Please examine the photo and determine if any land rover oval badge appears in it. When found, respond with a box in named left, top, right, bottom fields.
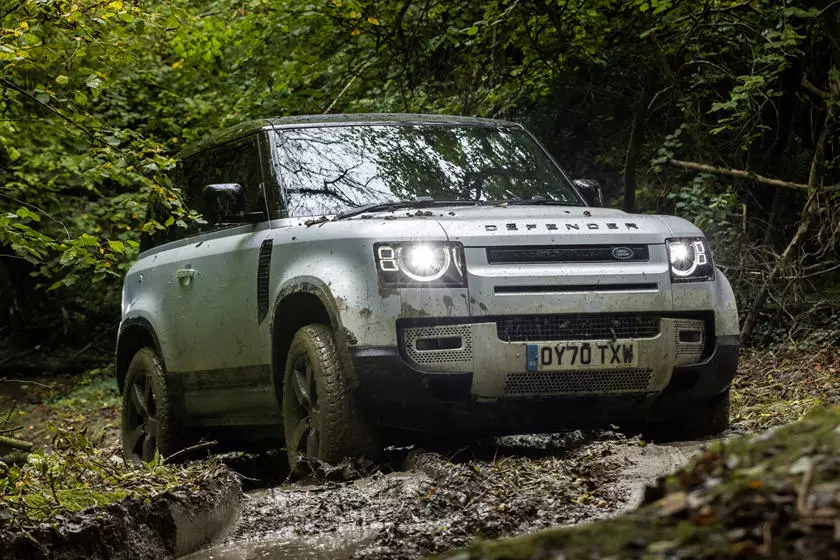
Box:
left=612, top=247, right=634, bottom=260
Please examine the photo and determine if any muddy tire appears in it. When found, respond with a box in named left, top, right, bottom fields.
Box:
left=282, top=324, right=380, bottom=467
left=649, top=389, right=730, bottom=441
left=121, top=347, right=183, bottom=464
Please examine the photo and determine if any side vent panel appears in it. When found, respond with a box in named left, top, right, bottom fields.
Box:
left=257, top=239, right=273, bottom=323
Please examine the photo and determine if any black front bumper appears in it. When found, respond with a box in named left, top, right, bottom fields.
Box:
left=350, top=334, right=739, bottom=433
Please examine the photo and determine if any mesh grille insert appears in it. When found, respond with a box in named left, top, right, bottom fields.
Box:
left=404, top=324, right=473, bottom=365
left=496, top=315, right=660, bottom=342
left=504, top=368, right=654, bottom=396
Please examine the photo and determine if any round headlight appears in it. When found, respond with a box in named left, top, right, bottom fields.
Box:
left=398, top=245, right=450, bottom=281
left=669, top=240, right=698, bottom=276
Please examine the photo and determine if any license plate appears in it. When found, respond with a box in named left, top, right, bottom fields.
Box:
left=526, top=341, right=638, bottom=371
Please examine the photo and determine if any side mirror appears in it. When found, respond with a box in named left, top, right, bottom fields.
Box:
left=202, top=184, right=263, bottom=224
left=573, top=179, right=604, bottom=207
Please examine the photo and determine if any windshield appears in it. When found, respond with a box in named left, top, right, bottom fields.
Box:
left=273, top=124, right=583, bottom=217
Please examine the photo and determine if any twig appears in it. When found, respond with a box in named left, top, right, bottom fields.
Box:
left=796, top=461, right=814, bottom=516
left=65, top=324, right=117, bottom=363
left=669, top=159, right=840, bottom=193
left=164, top=440, right=217, bottom=464
left=0, top=434, right=33, bottom=451
left=801, top=77, right=830, bottom=99
left=0, top=377, right=55, bottom=390
left=323, top=59, right=373, bottom=114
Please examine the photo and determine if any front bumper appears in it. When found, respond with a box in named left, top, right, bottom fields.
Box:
left=349, top=319, right=738, bottom=432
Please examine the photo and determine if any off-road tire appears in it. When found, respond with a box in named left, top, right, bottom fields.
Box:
left=649, top=389, right=731, bottom=441
left=121, top=347, right=183, bottom=464
left=282, top=324, right=380, bottom=467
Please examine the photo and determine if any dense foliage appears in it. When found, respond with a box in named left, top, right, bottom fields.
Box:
left=1, top=0, right=838, bottom=348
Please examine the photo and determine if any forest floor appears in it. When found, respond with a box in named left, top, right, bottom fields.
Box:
left=0, top=343, right=837, bottom=559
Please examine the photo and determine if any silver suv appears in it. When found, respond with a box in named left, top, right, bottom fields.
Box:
left=117, top=114, right=739, bottom=465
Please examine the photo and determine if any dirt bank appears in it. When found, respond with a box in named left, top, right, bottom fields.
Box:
left=0, top=468, right=241, bottom=560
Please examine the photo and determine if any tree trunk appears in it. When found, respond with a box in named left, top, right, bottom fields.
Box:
left=0, top=259, right=22, bottom=348
left=623, top=85, right=652, bottom=212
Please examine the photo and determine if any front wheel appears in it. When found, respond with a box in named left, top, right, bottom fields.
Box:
left=282, top=324, right=379, bottom=467
left=648, top=389, right=731, bottom=441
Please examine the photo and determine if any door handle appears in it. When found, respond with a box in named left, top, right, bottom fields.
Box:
left=176, top=268, right=197, bottom=286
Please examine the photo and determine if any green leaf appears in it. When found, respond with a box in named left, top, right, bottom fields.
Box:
left=108, top=240, right=125, bottom=253
left=85, top=74, right=103, bottom=90
left=55, top=75, right=70, bottom=86
left=77, top=235, right=100, bottom=247
left=15, top=207, right=41, bottom=222
left=466, top=26, right=479, bottom=36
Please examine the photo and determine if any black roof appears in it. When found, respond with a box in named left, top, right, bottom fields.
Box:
left=178, top=113, right=520, bottom=158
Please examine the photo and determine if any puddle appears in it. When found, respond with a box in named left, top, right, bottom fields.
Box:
left=181, top=526, right=379, bottom=560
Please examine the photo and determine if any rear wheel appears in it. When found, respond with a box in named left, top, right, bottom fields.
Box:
left=282, top=324, right=379, bottom=467
left=121, top=348, right=182, bottom=464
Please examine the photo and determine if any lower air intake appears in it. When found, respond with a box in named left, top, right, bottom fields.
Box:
left=504, top=368, right=654, bottom=396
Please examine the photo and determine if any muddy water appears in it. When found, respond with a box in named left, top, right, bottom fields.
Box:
left=185, top=432, right=708, bottom=560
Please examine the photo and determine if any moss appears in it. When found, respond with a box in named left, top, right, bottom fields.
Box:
left=12, top=489, right=132, bottom=514
left=440, top=406, right=840, bottom=559
left=47, top=377, right=120, bottom=410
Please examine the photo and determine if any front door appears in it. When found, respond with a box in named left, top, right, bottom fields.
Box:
left=168, top=135, right=278, bottom=425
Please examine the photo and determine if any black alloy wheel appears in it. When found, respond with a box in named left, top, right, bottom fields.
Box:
left=120, top=347, right=181, bottom=465
left=123, top=367, right=159, bottom=463
left=282, top=324, right=380, bottom=467
left=286, top=354, right=322, bottom=458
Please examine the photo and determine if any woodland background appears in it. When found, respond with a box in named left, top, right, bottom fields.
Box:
left=1, top=0, right=839, bottom=364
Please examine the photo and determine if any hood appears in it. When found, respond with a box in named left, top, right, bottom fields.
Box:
left=419, top=204, right=700, bottom=246
left=290, top=204, right=703, bottom=246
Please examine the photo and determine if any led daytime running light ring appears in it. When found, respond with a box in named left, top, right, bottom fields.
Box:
left=397, top=245, right=451, bottom=282
left=669, top=240, right=707, bottom=277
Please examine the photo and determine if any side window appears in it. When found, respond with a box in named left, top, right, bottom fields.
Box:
left=204, top=140, right=264, bottom=215
left=184, top=136, right=265, bottom=229
left=141, top=136, right=267, bottom=251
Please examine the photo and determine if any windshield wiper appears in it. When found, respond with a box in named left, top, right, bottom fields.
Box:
left=335, top=198, right=484, bottom=219
left=497, top=197, right=583, bottom=207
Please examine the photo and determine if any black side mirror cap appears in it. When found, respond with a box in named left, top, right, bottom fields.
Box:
left=202, top=183, right=264, bottom=224
left=573, top=179, right=604, bottom=207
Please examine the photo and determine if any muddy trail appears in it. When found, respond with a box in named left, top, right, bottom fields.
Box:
left=186, top=431, right=709, bottom=560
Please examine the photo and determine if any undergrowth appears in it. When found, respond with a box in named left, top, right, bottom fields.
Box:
left=731, top=343, right=839, bottom=432
left=0, top=427, right=223, bottom=526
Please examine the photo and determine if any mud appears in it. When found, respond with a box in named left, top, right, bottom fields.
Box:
left=0, top=471, right=241, bottom=560
left=187, top=430, right=710, bottom=560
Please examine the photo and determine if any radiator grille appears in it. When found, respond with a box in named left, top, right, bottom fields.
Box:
left=496, top=315, right=660, bottom=342
left=486, top=245, right=649, bottom=264
left=504, top=368, right=654, bottom=396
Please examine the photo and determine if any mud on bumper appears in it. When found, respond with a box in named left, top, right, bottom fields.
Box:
left=349, top=315, right=738, bottom=433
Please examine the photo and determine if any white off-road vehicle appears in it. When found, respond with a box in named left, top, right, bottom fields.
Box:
left=117, top=114, right=739, bottom=465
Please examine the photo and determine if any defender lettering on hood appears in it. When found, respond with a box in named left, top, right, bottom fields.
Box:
left=485, top=222, right=640, bottom=231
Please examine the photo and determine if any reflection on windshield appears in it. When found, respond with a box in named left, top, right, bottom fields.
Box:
left=274, top=125, right=581, bottom=217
